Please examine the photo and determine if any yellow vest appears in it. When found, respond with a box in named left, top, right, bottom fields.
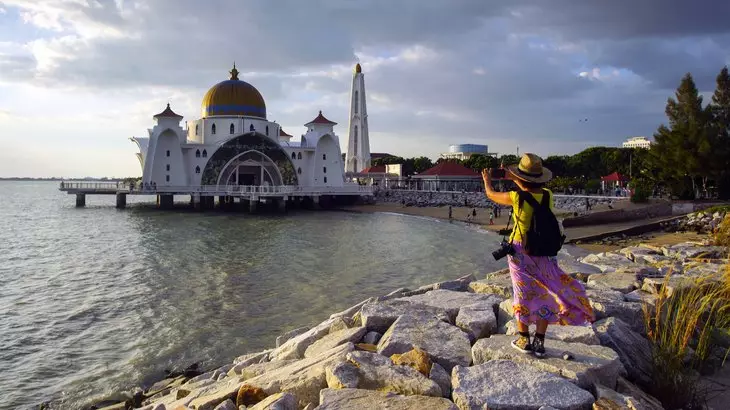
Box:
left=509, top=189, right=555, bottom=243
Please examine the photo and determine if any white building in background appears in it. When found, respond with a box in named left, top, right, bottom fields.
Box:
left=622, top=136, right=652, bottom=149
left=130, top=64, right=353, bottom=191
left=345, top=63, right=371, bottom=173
left=440, top=144, right=497, bottom=160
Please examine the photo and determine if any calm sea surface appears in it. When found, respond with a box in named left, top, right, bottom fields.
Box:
left=0, top=181, right=504, bottom=410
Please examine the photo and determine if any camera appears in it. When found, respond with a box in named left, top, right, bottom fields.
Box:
left=490, top=168, right=506, bottom=179
left=492, top=240, right=515, bottom=261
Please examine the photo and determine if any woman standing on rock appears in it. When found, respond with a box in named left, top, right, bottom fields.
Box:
left=481, top=153, right=594, bottom=358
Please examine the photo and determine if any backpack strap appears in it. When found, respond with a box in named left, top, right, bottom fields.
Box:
left=516, top=190, right=542, bottom=209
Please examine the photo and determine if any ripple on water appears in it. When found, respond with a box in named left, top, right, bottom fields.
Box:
left=0, top=182, right=504, bottom=410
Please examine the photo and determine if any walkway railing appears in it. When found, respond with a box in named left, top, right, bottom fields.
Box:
left=59, top=181, right=373, bottom=195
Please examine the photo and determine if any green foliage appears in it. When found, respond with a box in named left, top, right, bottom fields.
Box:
left=630, top=178, right=652, bottom=203
left=372, top=155, right=433, bottom=176
left=498, top=154, right=519, bottom=167
left=462, top=154, right=499, bottom=172
left=584, top=179, right=601, bottom=194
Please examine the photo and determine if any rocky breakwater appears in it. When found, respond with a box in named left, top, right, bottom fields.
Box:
left=375, top=190, right=615, bottom=213
left=661, top=209, right=728, bottom=234
left=93, top=242, right=727, bottom=410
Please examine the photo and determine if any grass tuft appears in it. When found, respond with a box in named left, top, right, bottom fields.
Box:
left=642, top=261, right=730, bottom=409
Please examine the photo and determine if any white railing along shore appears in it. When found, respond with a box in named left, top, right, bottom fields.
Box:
left=58, top=181, right=373, bottom=195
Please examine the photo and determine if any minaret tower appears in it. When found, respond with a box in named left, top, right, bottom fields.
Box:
left=345, top=63, right=370, bottom=173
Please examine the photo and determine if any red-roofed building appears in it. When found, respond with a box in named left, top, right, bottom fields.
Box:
left=412, top=161, right=481, bottom=191
left=305, top=110, right=337, bottom=126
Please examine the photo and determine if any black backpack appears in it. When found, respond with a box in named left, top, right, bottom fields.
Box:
left=516, top=190, right=565, bottom=256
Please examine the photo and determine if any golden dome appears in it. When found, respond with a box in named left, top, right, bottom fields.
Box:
left=201, top=64, right=266, bottom=118
left=355, top=63, right=362, bottom=73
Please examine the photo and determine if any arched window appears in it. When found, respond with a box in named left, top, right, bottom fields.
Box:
left=297, top=167, right=302, bottom=175
left=324, top=176, right=328, bottom=183
left=353, top=159, right=358, bottom=171
left=195, top=166, right=200, bottom=174
left=323, top=153, right=327, bottom=160
left=291, top=152, right=296, bottom=159
left=323, top=167, right=327, bottom=173
left=212, top=124, right=216, bottom=134
left=297, top=152, right=302, bottom=160
left=166, top=164, right=170, bottom=171
left=195, top=124, right=199, bottom=135
left=266, top=126, right=269, bottom=135
left=229, top=123, right=234, bottom=134
left=195, top=149, right=201, bottom=158
left=354, top=91, right=359, bottom=114
left=166, top=175, right=170, bottom=182
left=249, top=124, right=255, bottom=132
left=166, top=150, right=170, bottom=157
left=202, top=149, right=207, bottom=158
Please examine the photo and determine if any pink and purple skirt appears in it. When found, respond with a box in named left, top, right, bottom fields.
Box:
left=507, top=242, right=595, bottom=326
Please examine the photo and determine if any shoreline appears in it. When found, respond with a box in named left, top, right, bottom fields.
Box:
left=82, top=211, right=728, bottom=410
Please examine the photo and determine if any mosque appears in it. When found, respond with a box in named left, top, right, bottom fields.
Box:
left=120, top=63, right=372, bottom=210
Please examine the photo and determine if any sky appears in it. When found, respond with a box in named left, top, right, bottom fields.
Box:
left=0, top=0, right=728, bottom=178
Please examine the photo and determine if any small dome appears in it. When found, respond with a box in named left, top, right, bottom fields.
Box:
left=355, top=63, right=362, bottom=73
left=201, top=64, right=266, bottom=118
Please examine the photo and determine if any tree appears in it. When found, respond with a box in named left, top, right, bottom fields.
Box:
left=650, top=73, right=712, bottom=198
left=498, top=154, right=519, bottom=167
left=709, top=66, right=730, bottom=198
left=543, top=155, right=570, bottom=177
left=462, top=154, right=499, bottom=171
left=411, top=156, right=434, bottom=174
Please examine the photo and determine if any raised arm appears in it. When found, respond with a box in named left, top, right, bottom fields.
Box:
left=481, top=169, right=512, bottom=206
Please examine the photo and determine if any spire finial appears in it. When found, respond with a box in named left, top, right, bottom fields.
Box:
left=229, top=62, right=239, bottom=80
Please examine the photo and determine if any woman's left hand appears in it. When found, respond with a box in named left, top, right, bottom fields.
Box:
left=482, top=169, right=492, bottom=186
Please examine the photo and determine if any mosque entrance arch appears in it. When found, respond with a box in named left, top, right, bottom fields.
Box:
left=200, top=132, right=298, bottom=186
left=216, top=150, right=283, bottom=186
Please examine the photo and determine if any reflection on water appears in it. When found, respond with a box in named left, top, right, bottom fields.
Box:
left=0, top=182, right=503, bottom=410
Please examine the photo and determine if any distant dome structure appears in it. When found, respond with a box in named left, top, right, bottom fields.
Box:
left=201, top=64, right=267, bottom=118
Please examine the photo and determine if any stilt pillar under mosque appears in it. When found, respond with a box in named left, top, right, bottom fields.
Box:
left=75, top=193, right=86, bottom=208
left=115, top=193, right=127, bottom=209
left=277, top=197, right=287, bottom=213
left=249, top=199, right=258, bottom=213
left=159, top=194, right=174, bottom=209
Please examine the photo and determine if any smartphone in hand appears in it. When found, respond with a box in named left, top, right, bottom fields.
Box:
left=490, top=168, right=506, bottom=179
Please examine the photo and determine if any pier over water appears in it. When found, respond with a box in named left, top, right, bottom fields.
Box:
left=58, top=181, right=373, bottom=210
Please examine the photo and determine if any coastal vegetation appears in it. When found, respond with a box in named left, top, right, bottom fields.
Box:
left=375, top=66, right=730, bottom=200
left=642, top=224, right=730, bottom=408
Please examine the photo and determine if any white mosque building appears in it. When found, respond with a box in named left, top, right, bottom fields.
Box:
left=121, top=63, right=371, bottom=210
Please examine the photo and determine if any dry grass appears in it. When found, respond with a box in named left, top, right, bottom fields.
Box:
left=714, top=213, right=730, bottom=247
left=642, top=253, right=730, bottom=408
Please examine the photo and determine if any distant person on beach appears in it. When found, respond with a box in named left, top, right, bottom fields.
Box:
left=489, top=209, right=495, bottom=225
left=585, top=197, right=591, bottom=211
left=448, top=205, right=453, bottom=221
left=472, top=208, right=477, bottom=219
left=482, top=154, right=594, bottom=358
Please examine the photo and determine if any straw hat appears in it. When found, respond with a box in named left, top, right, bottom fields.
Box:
left=507, top=153, right=553, bottom=183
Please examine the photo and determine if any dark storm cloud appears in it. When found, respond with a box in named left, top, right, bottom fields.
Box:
left=2, top=0, right=729, bottom=156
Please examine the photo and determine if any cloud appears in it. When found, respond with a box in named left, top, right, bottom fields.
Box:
left=0, top=0, right=729, bottom=177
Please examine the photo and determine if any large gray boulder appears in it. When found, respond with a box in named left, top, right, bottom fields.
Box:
left=429, top=362, right=452, bottom=398
left=241, top=342, right=355, bottom=408
left=452, top=360, right=595, bottom=410
left=325, top=350, right=442, bottom=397
left=455, top=303, right=497, bottom=342
left=269, top=317, right=349, bottom=361
left=615, top=377, right=665, bottom=410
left=580, top=252, right=634, bottom=273
left=662, top=243, right=726, bottom=260
left=247, top=392, right=297, bottom=410
left=587, top=289, right=644, bottom=332
left=587, top=272, right=641, bottom=293
left=304, top=327, right=366, bottom=358
left=592, top=317, right=653, bottom=387
left=624, top=290, right=658, bottom=307
left=395, top=289, right=503, bottom=322
left=472, top=335, right=626, bottom=389
left=316, top=388, right=458, bottom=410
left=641, top=276, right=698, bottom=297
left=468, top=275, right=513, bottom=298
left=377, top=314, right=472, bottom=372
left=359, top=300, right=450, bottom=334
left=505, top=320, right=599, bottom=345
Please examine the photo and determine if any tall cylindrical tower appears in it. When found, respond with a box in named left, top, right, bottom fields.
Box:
left=345, top=63, right=371, bottom=173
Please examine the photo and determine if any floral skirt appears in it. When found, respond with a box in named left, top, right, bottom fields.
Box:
left=508, top=243, right=595, bottom=326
